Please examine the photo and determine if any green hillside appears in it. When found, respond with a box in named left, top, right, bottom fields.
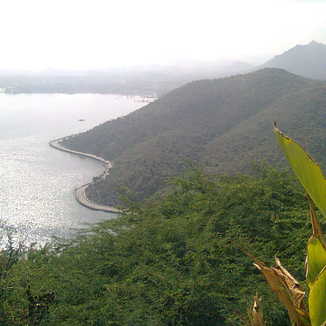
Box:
left=62, top=68, right=325, bottom=205
left=203, top=85, right=326, bottom=174
left=0, top=168, right=312, bottom=325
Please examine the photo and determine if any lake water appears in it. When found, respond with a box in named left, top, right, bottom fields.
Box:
left=0, top=93, right=146, bottom=246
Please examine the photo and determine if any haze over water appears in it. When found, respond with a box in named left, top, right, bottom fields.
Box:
left=0, top=93, right=145, bottom=246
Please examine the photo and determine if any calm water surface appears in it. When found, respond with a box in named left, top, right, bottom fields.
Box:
left=0, top=93, right=146, bottom=245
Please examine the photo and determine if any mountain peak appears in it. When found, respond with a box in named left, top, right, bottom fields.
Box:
left=262, top=41, right=326, bottom=80
left=309, top=40, right=321, bottom=46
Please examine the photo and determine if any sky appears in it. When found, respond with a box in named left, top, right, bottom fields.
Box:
left=0, top=0, right=325, bottom=71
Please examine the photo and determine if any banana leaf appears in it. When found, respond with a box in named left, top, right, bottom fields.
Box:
left=274, top=126, right=326, bottom=218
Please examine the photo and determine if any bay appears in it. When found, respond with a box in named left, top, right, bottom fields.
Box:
left=0, top=93, right=146, bottom=246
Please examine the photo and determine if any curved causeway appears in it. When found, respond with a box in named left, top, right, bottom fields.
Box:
left=49, top=138, right=121, bottom=214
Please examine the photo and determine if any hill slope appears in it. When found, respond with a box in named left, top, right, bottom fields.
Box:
left=62, top=68, right=325, bottom=205
left=203, top=85, right=326, bottom=173
left=262, top=41, right=326, bottom=80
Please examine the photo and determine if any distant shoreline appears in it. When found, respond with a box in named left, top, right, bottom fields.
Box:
left=3, top=90, right=158, bottom=99
left=49, top=137, right=121, bottom=214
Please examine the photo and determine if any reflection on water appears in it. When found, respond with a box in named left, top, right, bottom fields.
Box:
left=0, top=93, right=145, bottom=245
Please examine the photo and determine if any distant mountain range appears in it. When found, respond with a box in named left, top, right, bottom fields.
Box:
left=261, top=40, right=326, bottom=80
left=62, top=68, right=326, bottom=205
left=0, top=61, right=252, bottom=96
left=2, top=40, right=326, bottom=96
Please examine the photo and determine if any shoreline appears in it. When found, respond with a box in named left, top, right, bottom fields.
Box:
left=49, top=137, right=121, bottom=214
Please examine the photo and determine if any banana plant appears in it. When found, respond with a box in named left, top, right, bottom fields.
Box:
left=248, top=125, right=326, bottom=326
left=248, top=294, right=265, bottom=326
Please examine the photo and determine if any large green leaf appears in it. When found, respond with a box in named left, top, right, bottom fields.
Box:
left=307, top=202, right=326, bottom=284
left=307, top=237, right=326, bottom=284
left=309, top=267, right=326, bottom=326
left=274, top=126, right=326, bottom=218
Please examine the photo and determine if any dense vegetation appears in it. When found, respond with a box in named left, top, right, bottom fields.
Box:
left=262, top=41, right=326, bottom=80
left=246, top=127, right=326, bottom=325
left=62, top=68, right=325, bottom=206
left=0, top=166, right=316, bottom=325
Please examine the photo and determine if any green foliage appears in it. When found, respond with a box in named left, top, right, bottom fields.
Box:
left=0, top=166, right=312, bottom=325
left=274, top=127, right=326, bottom=326
left=309, top=266, right=326, bottom=326
left=249, top=128, right=326, bottom=326
left=307, top=236, right=326, bottom=284
left=274, top=126, right=326, bottom=217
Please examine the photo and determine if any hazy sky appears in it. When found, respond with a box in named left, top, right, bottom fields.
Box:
left=1, top=0, right=325, bottom=70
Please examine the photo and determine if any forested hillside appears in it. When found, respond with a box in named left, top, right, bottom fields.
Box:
left=62, top=68, right=326, bottom=205
left=203, top=84, right=326, bottom=174
left=0, top=167, right=313, bottom=325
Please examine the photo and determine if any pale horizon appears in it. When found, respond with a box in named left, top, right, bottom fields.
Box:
left=1, top=0, right=325, bottom=72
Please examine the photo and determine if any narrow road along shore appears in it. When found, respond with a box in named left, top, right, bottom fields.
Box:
left=75, top=184, right=121, bottom=213
left=49, top=138, right=121, bottom=214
